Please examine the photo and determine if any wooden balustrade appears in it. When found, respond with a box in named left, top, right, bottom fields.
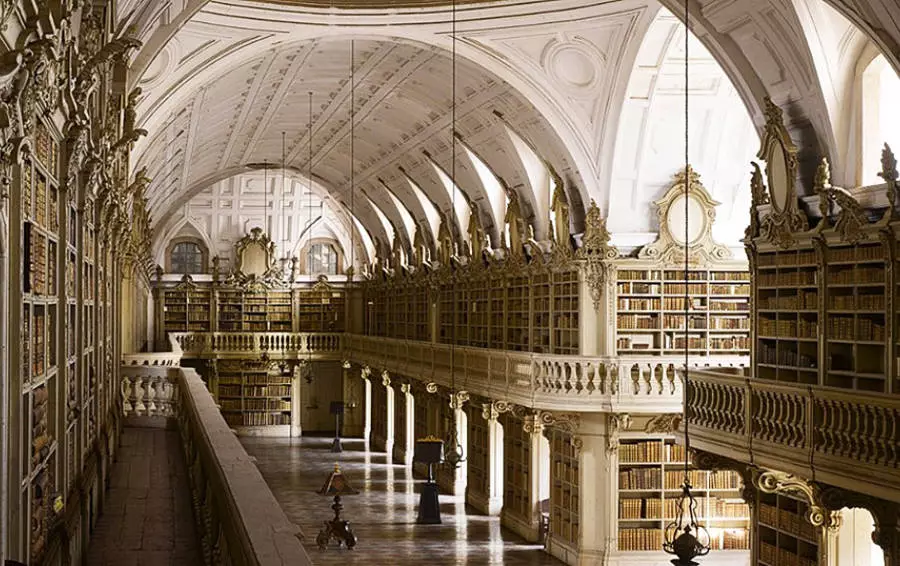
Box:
left=687, top=368, right=900, bottom=504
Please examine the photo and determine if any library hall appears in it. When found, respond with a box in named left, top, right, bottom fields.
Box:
left=0, top=0, right=899, bottom=565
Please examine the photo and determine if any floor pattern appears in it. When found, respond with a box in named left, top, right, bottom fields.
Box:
left=85, top=427, right=202, bottom=566
left=242, top=436, right=564, bottom=565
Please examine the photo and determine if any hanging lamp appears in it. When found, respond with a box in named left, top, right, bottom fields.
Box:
left=662, top=1, right=711, bottom=564
left=442, top=0, right=465, bottom=470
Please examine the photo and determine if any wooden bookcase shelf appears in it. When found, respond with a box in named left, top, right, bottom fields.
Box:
left=215, top=359, right=293, bottom=428
left=754, top=241, right=893, bottom=392
left=363, top=265, right=582, bottom=354
left=615, top=267, right=751, bottom=357
left=549, top=429, right=580, bottom=547
left=500, top=412, right=532, bottom=522
left=467, top=405, right=490, bottom=501
left=617, top=437, right=750, bottom=553
left=159, top=284, right=345, bottom=337
left=757, top=492, right=820, bottom=566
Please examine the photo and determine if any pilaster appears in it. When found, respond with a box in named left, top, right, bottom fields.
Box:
left=381, top=371, right=395, bottom=457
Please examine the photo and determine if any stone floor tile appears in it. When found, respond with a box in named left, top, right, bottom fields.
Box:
left=85, top=428, right=201, bottom=566
left=243, top=437, right=564, bottom=565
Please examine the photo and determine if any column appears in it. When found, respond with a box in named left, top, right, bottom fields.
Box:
left=361, top=366, right=372, bottom=445
left=290, top=363, right=303, bottom=437
left=394, top=383, right=414, bottom=466
left=467, top=402, right=504, bottom=516
left=382, top=371, right=395, bottom=456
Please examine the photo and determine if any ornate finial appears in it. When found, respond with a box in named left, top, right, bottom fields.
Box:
left=750, top=163, right=769, bottom=206
left=334, top=463, right=341, bottom=473
left=880, top=143, right=898, bottom=216
left=814, top=157, right=832, bottom=227
left=763, top=97, right=784, bottom=130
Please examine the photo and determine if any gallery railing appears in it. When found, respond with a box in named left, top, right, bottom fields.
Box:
left=687, top=367, right=900, bottom=503
left=164, top=332, right=746, bottom=413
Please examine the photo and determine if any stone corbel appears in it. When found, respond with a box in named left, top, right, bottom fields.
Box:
left=607, top=413, right=632, bottom=452
left=381, top=370, right=391, bottom=388
left=360, top=366, right=371, bottom=380
left=425, top=382, right=439, bottom=394
left=537, top=410, right=580, bottom=434
left=757, top=470, right=843, bottom=533
left=400, top=383, right=411, bottom=395
left=449, top=390, right=469, bottom=410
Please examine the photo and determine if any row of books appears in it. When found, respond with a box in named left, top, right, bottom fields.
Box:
left=619, top=497, right=748, bottom=520
left=758, top=318, right=818, bottom=339
left=827, top=266, right=884, bottom=285
left=620, top=442, right=686, bottom=463
left=757, top=250, right=816, bottom=267
left=758, top=271, right=818, bottom=287
left=759, top=543, right=817, bottom=566
left=759, top=291, right=818, bottom=310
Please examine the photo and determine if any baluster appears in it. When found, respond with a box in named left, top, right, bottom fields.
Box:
left=133, top=376, right=146, bottom=416
left=145, top=376, right=158, bottom=416
left=122, top=375, right=134, bottom=416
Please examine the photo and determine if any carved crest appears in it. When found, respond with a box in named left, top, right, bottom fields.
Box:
left=756, top=98, right=808, bottom=248
left=224, top=228, right=284, bottom=290
left=638, top=166, right=731, bottom=266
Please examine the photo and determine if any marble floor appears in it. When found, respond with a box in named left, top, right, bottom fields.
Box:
left=86, top=427, right=202, bottom=566
left=242, top=436, right=564, bottom=565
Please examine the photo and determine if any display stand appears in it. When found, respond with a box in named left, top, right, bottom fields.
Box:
left=414, top=438, right=444, bottom=524
left=330, top=401, right=344, bottom=453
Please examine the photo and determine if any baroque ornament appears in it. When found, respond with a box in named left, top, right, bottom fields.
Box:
left=757, top=470, right=842, bottom=532
left=576, top=200, right=617, bottom=311
left=756, top=98, right=808, bottom=248
left=879, top=144, right=898, bottom=222
left=637, top=166, right=731, bottom=266
left=813, top=157, right=868, bottom=243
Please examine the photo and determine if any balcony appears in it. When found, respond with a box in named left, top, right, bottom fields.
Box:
left=161, top=332, right=746, bottom=414
left=119, top=353, right=312, bottom=564
left=686, top=368, right=900, bottom=504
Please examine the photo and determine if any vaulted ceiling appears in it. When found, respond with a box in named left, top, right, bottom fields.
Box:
left=124, top=0, right=900, bottom=257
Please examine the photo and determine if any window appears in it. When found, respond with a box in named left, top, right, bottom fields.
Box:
left=308, top=243, right=338, bottom=275
left=170, top=242, right=204, bottom=274
left=861, top=55, right=900, bottom=185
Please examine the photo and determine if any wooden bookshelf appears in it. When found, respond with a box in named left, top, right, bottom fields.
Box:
left=757, top=492, right=820, bottom=566
left=500, top=412, right=532, bottom=521
left=215, top=359, right=293, bottom=430
left=295, top=287, right=345, bottom=332
left=21, top=117, right=62, bottom=563
left=549, top=429, right=580, bottom=547
left=617, top=437, right=750, bottom=553
left=755, top=241, right=890, bottom=392
left=467, top=405, right=490, bottom=501
left=616, top=268, right=751, bottom=357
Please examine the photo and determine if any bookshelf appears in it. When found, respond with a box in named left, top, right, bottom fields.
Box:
left=757, top=492, right=821, bottom=566
left=21, top=117, right=62, bottom=564
left=215, top=359, right=293, bottom=431
left=500, top=412, right=532, bottom=522
left=296, top=286, right=345, bottom=333
left=754, top=241, right=891, bottom=392
left=615, top=268, right=751, bottom=357
left=549, top=429, right=580, bottom=547
left=616, top=437, right=750, bottom=553
left=467, top=405, right=490, bottom=501
left=163, top=286, right=212, bottom=333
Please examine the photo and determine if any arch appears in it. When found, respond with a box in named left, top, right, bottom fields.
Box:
left=153, top=215, right=214, bottom=270
left=859, top=54, right=900, bottom=185
left=607, top=10, right=757, bottom=249
left=166, top=237, right=209, bottom=275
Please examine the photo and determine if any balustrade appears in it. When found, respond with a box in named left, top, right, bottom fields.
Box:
left=688, top=368, right=900, bottom=503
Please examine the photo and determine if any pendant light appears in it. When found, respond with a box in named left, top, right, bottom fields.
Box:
left=443, top=0, right=465, bottom=470
left=306, top=91, right=315, bottom=381
left=662, top=1, right=711, bottom=564
left=281, top=132, right=290, bottom=276
left=341, top=39, right=356, bottom=373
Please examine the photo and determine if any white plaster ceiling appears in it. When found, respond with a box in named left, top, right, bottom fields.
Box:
left=124, top=0, right=900, bottom=251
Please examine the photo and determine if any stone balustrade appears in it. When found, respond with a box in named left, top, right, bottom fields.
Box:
left=169, top=332, right=344, bottom=359
left=687, top=368, right=900, bottom=504
left=347, top=335, right=746, bottom=413
left=121, top=357, right=181, bottom=422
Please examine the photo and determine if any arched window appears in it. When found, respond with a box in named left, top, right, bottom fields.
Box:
left=861, top=55, right=900, bottom=185
left=308, top=243, right=338, bottom=275
left=169, top=241, right=205, bottom=274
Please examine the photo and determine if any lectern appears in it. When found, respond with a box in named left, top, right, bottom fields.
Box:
left=413, top=437, right=444, bottom=524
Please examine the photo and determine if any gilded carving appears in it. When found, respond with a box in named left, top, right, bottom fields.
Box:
left=576, top=200, right=617, bottom=311
left=745, top=163, right=768, bottom=240
left=549, top=172, right=573, bottom=256
left=224, top=228, right=284, bottom=290
left=504, top=187, right=526, bottom=257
